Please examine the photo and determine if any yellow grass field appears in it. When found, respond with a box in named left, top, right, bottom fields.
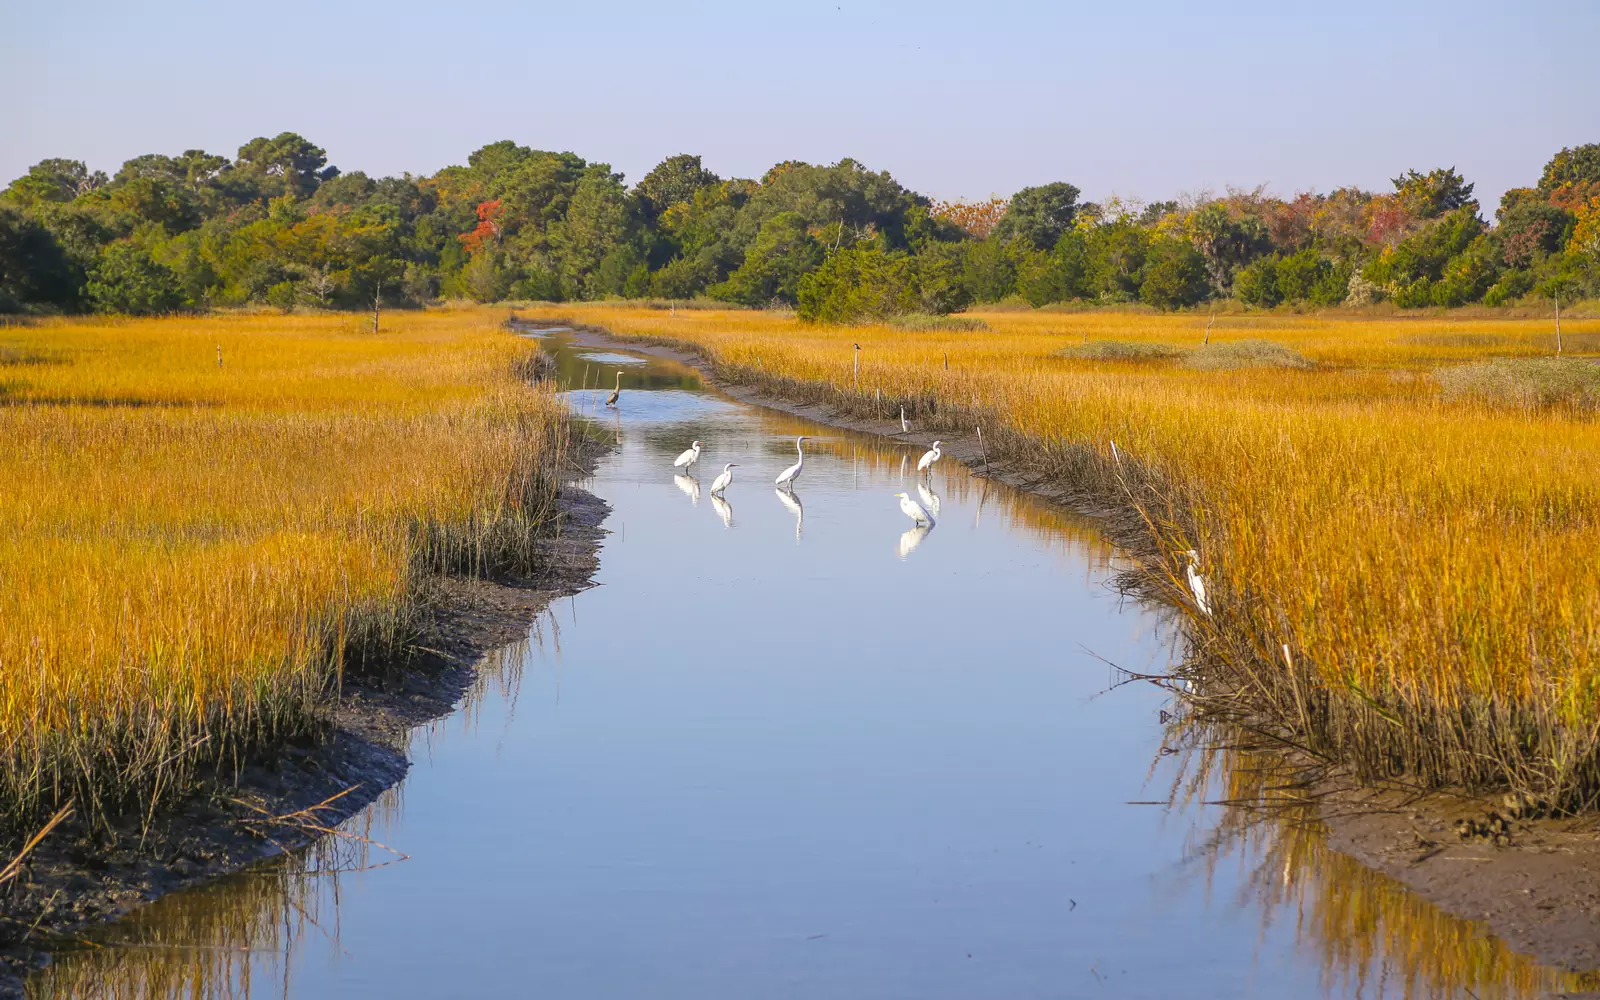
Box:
left=548, top=303, right=1600, bottom=805
left=0, top=307, right=564, bottom=833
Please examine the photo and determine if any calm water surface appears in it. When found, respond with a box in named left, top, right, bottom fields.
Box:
left=32, top=328, right=1586, bottom=999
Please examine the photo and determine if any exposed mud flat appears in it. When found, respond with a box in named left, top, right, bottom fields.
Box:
left=0, top=467, right=610, bottom=996
left=532, top=316, right=1600, bottom=983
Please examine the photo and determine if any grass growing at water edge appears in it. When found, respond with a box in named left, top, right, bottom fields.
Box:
left=0, top=307, right=569, bottom=838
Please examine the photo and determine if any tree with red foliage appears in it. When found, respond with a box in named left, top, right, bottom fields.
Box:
left=459, top=198, right=505, bottom=254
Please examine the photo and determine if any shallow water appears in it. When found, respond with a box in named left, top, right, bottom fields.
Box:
left=33, top=328, right=1589, bottom=999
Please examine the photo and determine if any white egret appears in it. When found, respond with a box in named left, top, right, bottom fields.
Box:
left=775, top=435, right=807, bottom=490
left=916, top=482, right=941, bottom=519
left=710, top=493, right=734, bottom=528
left=775, top=487, right=804, bottom=542
left=709, top=462, right=738, bottom=495
left=900, top=406, right=909, bottom=434
left=673, top=440, right=702, bottom=473
left=1185, top=549, right=1212, bottom=617
left=673, top=474, right=701, bottom=505
left=604, top=371, right=623, bottom=407
left=897, top=523, right=932, bottom=559
left=916, top=440, right=942, bottom=475
left=894, top=491, right=935, bottom=526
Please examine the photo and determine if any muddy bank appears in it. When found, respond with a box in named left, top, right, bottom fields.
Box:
left=0, top=458, right=610, bottom=996
left=525, top=316, right=1600, bottom=980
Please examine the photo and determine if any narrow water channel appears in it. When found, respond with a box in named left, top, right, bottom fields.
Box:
left=32, top=328, right=1587, bottom=999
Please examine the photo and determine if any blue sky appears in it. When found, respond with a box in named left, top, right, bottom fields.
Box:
left=3, top=0, right=1596, bottom=210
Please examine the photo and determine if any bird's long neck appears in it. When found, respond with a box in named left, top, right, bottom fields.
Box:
left=796, top=440, right=804, bottom=460
left=615, top=372, right=622, bottom=386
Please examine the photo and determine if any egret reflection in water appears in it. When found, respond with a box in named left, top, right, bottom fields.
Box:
left=898, top=523, right=933, bottom=559
left=673, top=474, right=700, bottom=506
left=774, top=487, right=803, bottom=543
left=916, top=482, right=942, bottom=519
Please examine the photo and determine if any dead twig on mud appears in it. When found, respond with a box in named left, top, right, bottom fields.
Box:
left=0, top=801, right=74, bottom=887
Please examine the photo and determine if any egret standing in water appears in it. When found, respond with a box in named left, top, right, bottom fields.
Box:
left=673, top=440, right=702, bottom=473
left=900, top=406, right=909, bottom=434
left=775, top=436, right=807, bottom=491
left=1185, top=549, right=1212, bottom=617
left=916, top=440, right=942, bottom=475
left=894, top=492, right=936, bottom=526
left=709, top=462, right=738, bottom=495
left=604, top=371, right=623, bottom=407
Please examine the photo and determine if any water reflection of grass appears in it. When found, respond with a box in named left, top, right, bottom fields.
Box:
left=1168, top=727, right=1600, bottom=1000
left=29, top=641, right=533, bottom=999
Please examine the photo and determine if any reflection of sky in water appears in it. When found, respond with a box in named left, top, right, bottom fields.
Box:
left=36, top=324, right=1589, bottom=1000
left=574, top=351, right=649, bottom=365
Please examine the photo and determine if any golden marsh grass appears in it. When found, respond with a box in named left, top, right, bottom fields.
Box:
left=547, top=304, right=1600, bottom=805
left=0, top=307, right=565, bottom=834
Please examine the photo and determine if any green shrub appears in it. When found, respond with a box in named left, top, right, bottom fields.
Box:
left=796, top=247, right=919, bottom=323
left=1055, top=340, right=1181, bottom=362
left=887, top=312, right=989, bottom=332
left=86, top=243, right=185, bottom=315
left=1434, top=357, right=1600, bottom=413
left=1182, top=339, right=1313, bottom=370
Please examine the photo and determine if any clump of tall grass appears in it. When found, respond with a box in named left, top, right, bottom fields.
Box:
left=1055, top=340, right=1181, bottom=362
left=1182, top=338, right=1313, bottom=370
left=1434, top=357, right=1600, bottom=414
left=548, top=301, right=1600, bottom=811
left=887, top=313, right=990, bottom=332
left=0, top=309, right=568, bottom=838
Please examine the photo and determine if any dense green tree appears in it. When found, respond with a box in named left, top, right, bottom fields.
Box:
left=994, top=182, right=1081, bottom=250
left=1015, top=230, right=1088, bottom=306
left=1233, top=255, right=1281, bottom=307
left=1085, top=219, right=1151, bottom=301
left=1139, top=238, right=1209, bottom=309
left=0, top=208, right=81, bottom=311
left=796, top=247, right=919, bottom=322
left=636, top=154, right=721, bottom=218
left=711, top=212, right=823, bottom=306
left=548, top=167, right=630, bottom=298
left=85, top=242, right=186, bottom=314
left=2, top=159, right=106, bottom=208
left=960, top=238, right=1018, bottom=302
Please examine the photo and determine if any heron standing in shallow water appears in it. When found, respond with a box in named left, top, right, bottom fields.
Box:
left=917, top=440, right=942, bottom=475
left=900, top=406, right=909, bottom=434
left=894, top=492, right=936, bottom=526
left=710, top=462, right=738, bottom=495
left=1185, top=549, right=1211, bottom=617
left=604, top=371, right=623, bottom=407
left=673, top=440, right=702, bottom=473
left=775, top=436, right=807, bottom=490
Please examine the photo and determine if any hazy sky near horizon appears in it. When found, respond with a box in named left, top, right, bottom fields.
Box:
left=4, top=0, right=1597, bottom=210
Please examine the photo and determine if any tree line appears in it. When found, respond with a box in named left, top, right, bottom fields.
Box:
left=2, top=133, right=1596, bottom=320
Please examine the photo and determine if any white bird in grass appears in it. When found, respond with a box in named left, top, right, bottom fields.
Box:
left=709, top=462, right=738, bottom=495
left=900, top=406, right=909, bottom=434
left=894, top=492, right=936, bottom=526
left=916, top=440, right=942, bottom=475
left=673, top=440, right=702, bottom=473
left=775, top=436, right=807, bottom=490
left=604, top=371, right=623, bottom=407
left=916, top=482, right=941, bottom=519
left=1185, top=549, right=1211, bottom=617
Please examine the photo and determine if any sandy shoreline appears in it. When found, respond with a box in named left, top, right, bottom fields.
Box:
left=0, top=442, right=611, bottom=996
left=530, top=316, right=1600, bottom=982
